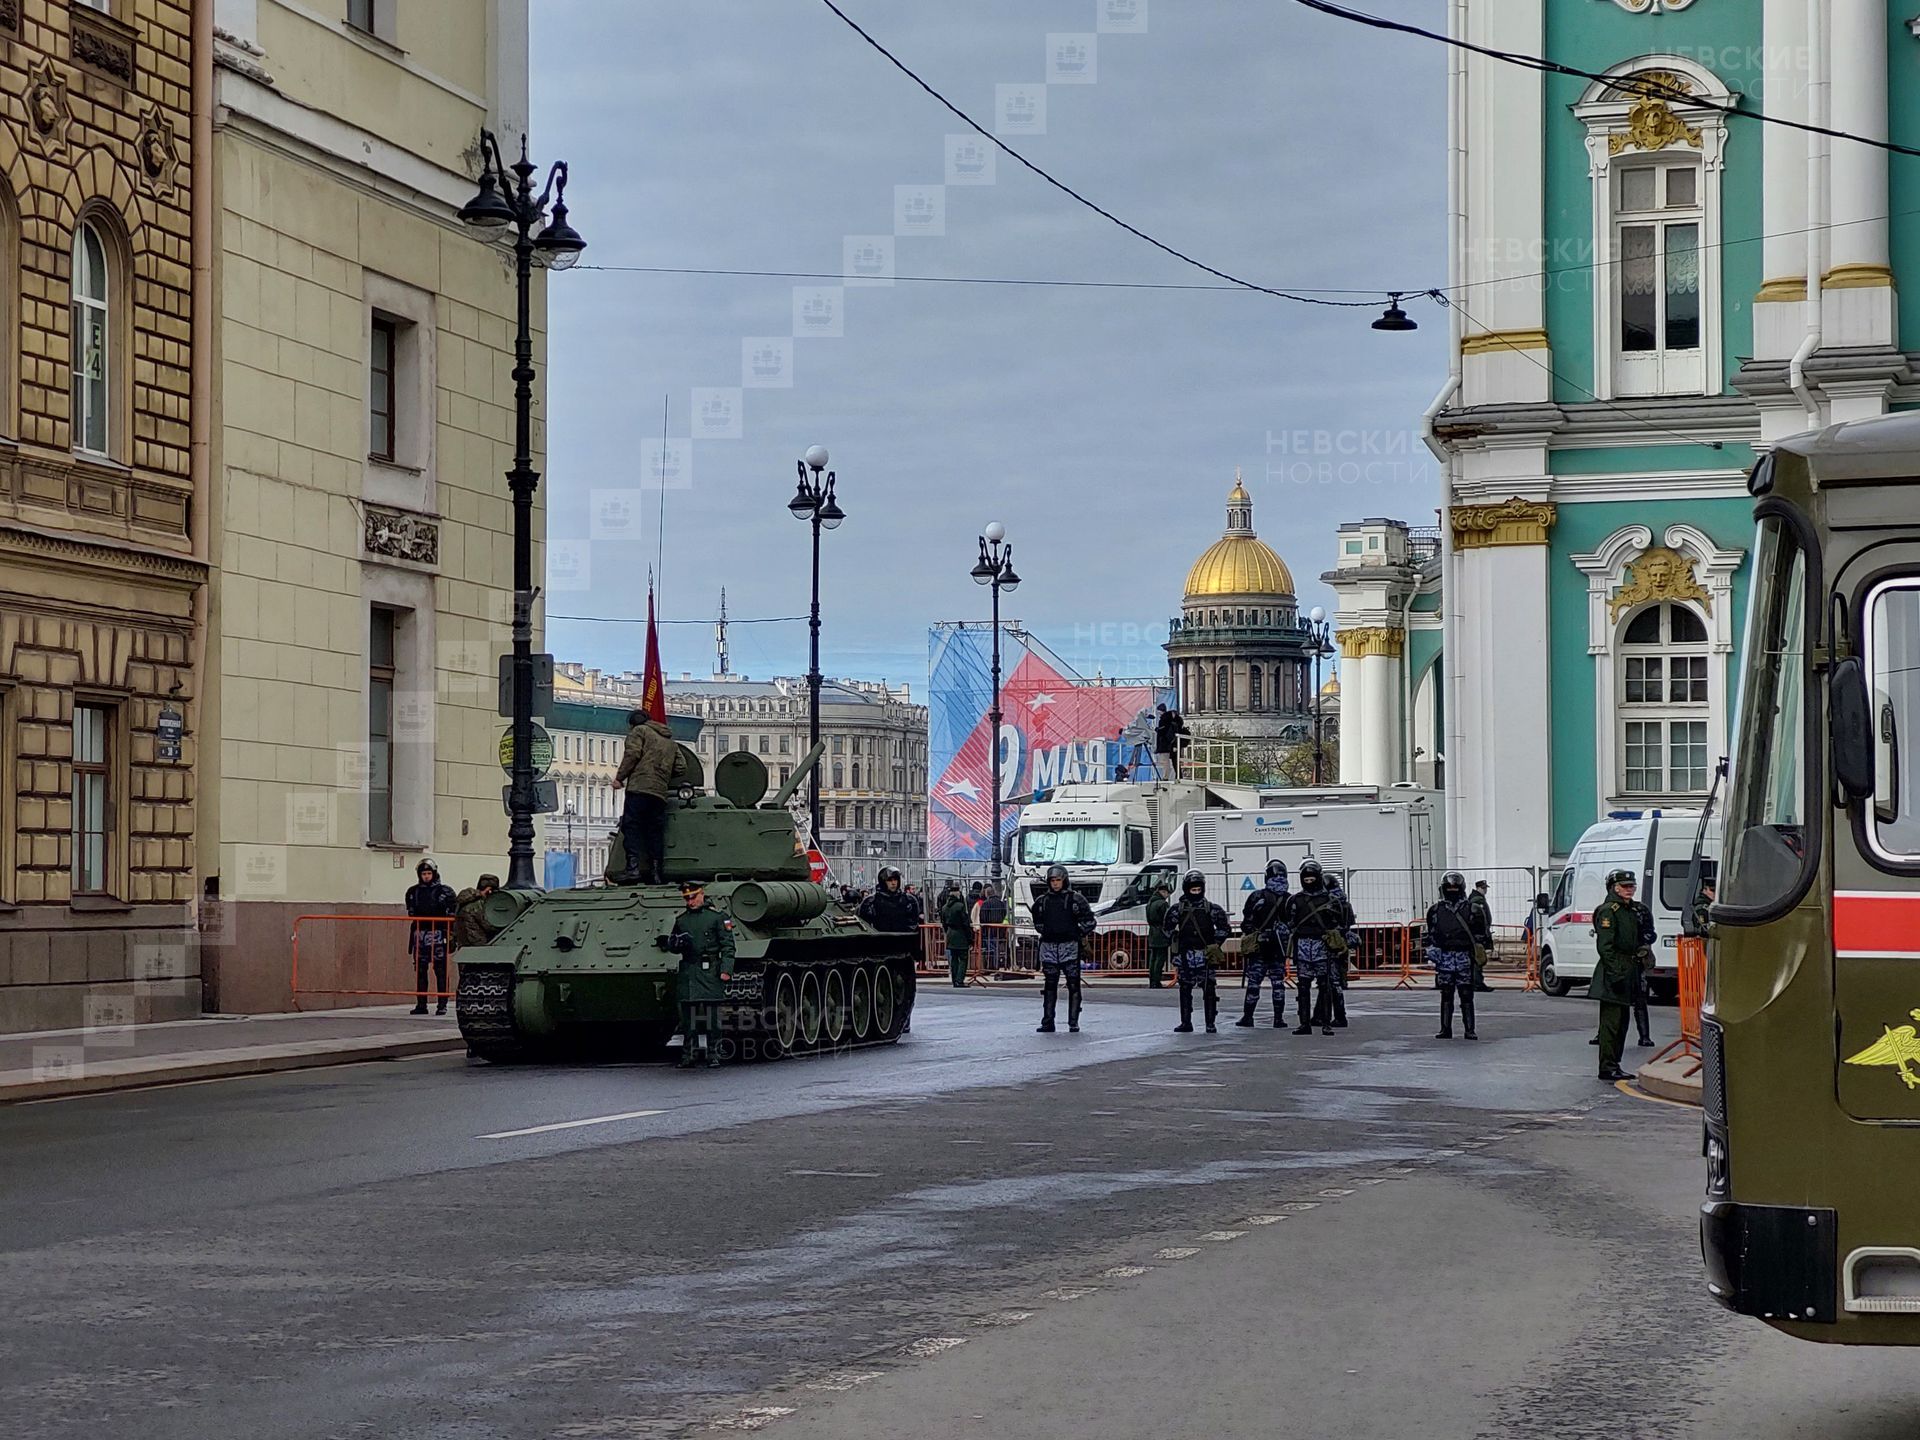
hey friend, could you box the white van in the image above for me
[1536,811,1719,1000]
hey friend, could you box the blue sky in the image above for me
[534,0,1448,697]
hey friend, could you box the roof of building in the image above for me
[1184,473,1295,599]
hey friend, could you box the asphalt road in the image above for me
[2,983,1916,1440]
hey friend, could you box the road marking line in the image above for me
[1317,1188,1355,1198]
[802,1371,882,1392]
[974,1311,1034,1327]
[786,1169,881,1178]
[1041,1286,1097,1301]
[1244,1215,1287,1225]
[709,1406,796,1430]
[901,1337,968,1358]
[1280,1202,1319,1212]
[478,1108,665,1140]
[1614,1078,1696,1109]
[1201,1230,1245,1242]
[1155,1246,1201,1258]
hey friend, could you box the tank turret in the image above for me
[453,740,918,1064]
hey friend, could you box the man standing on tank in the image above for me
[1590,869,1644,1082]
[1238,860,1291,1028]
[859,867,923,1031]
[614,707,688,885]
[1164,870,1228,1033]
[1288,860,1353,1036]
[405,859,457,1016]
[1032,864,1097,1033]
[662,879,732,1068]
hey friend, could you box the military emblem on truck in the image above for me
[1844,1011,1920,1092]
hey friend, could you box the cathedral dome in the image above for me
[1182,473,1295,598]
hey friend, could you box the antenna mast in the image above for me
[715,587,731,677]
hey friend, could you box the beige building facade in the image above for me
[0,0,207,1033]
[202,0,538,1012]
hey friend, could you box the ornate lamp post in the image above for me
[970,523,1020,881]
[458,131,585,891]
[788,445,845,846]
[1305,605,1333,785]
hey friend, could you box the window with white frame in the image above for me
[1619,603,1711,795]
[1614,159,1703,397]
[71,222,110,455]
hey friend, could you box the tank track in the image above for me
[722,954,916,1061]
[455,964,530,1063]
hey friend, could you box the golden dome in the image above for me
[1184,537,1296,597]
[1182,471,1295,598]
[1321,672,1341,696]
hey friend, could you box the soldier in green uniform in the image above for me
[1591,869,1645,1082]
[939,882,972,988]
[451,873,501,952]
[660,879,734,1068]
[1691,876,1716,934]
[1144,881,1171,989]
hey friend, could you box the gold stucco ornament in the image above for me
[1608,99,1703,156]
[1608,546,1712,620]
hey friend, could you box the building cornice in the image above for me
[0,521,207,588]
[1461,328,1550,357]
[1450,497,1557,550]
[1335,626,1405,660]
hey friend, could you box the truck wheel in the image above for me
[1539,951,1573,998]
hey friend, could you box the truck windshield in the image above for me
[1018,826,1120,865]
[1720,514,1812,914]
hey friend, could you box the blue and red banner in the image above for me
[927,626,1171,863]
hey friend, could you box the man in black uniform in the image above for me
[1238,859,1291,1028]
[1625,878,1658,1047]
[1164,870,1229,1033]
[1288,859,1354,1036]
[660,879,733,1068]
[405,859,457,1015]
[1467,879,1496,992]
[859,866,923,1033]
[1031,864,1097,1033]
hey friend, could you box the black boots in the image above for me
[1436,987,1455,1040]
[1460,987,1477,1040]
[1067,989,1082,1034]
[1176,984,1195,1033]
[1203,988,1218,1034]
[1040,972,1059,1032]
[1292,981,1315,1035]
[1236,996,1257,1028]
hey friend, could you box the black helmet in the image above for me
[1442,870,1466,896]
[879,866,903,887]
[1264,859,1288,882]
[1046,864,1069,887]
[416,858,438,878]
[1299,859,1323,888]
[1183,869,1205,894]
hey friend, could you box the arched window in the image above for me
[1249,665,1263,711]
[1215,664,1231,711]
[72,222,111,455]
[851,763,861,789]
[1619,603,1710,794]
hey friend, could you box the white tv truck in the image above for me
[1095,785,1447,936]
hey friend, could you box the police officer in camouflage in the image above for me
[1424,871,1485,1040]
[661,878,734,1068]
[1238,859,1291,1028]
[1164,870,1228,1034]
[1287,860,1354,1036]
[1032,864,1097,1033]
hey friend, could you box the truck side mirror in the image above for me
[1535,892,1551,911]
[1831,655,1875,802]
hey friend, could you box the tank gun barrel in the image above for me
[769,740,826,809]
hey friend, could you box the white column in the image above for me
[1338,655,1365,784]
[1460,0,1549,405]
[1823,0,1894,349]
[1362,652,1400,786]
[1752,0,1809,359]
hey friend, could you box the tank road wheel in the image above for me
[799,970,824,1050]
[872,963,897,1039]
[771,969,800,1055]
[849,966,873,1042]
[823,968,848,1047]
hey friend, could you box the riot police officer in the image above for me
[1163,870,1228,1033]
[1238,859,1291,1028]
[405,859,457,1016]
[860,867,923,1032]
[661,879,734,1068]
[1590,869,1644,1081]
[1031,864,1097,1033]
[1424,871,1484,1040]
[1288,860,1354,1036]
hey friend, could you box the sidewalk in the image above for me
[0,1007,465,1103]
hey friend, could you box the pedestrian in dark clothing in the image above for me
[1590,870,1645,1081]
[1425,871,1484,1040]
[939,884,972,988]
[405,859,458,1015]
[976,882,1008,971]
[660,879,733,1068]
[1153,704,1188,779]
[1625,888,1658,1047]
[1468,880,1496,991]
[1032,865,1097,1032]
[1288,860,1354,1035]
[614,708,688,884]
[859,867,923,1032]
[1144,882,1171,988]
[1238,860,1291,1027]
[1164,870,1228,1033]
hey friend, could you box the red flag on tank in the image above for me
[640,584,668,725]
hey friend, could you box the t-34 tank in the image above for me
[454,742,917,1063]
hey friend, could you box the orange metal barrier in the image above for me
[290,914,456,1009]
[1647,934,1706,1076]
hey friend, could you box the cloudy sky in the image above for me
[533,0,1448,697]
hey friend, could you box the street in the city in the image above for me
[4,985,1915,1440]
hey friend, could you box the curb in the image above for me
[1635,1058,1703,1106]
[0,1032,467,1104]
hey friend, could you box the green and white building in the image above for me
[1337,0,1920,873]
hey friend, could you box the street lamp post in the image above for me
[1305,605,1332,785]
[788,446,845,847]
[970,523,1020,882]
[458,131,585,891]
[560,803,579,886]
